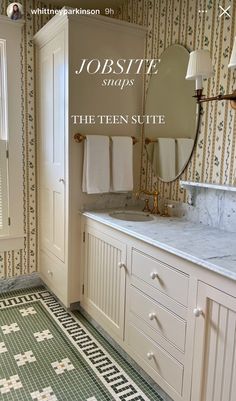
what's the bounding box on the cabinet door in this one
[191,282,236,401]
[38,31,65,261]
[82,225,126,342]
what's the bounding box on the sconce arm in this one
[195,89,236,109]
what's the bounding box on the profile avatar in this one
[7,3,23,20]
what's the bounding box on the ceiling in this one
[45,0,124,10]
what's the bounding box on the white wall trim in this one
[0,235,25,251]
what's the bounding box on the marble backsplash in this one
[81,192,144,211]
[85,187,236,234]
[164,188,236,233]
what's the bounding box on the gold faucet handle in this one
[143,198,151,213]
[151,191,160,215]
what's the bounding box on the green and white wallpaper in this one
[116,0,236,201]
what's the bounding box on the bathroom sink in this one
[109,211,154,222]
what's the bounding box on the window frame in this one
[0,16,25,251]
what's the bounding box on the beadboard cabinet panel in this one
[191,282,236,401]
[81,225,127,342]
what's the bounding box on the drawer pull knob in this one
[150,272,158,280]
[118,262,126,269]
[148,312,156,321]
[193,308,203,317]
[147,352,154,360]
[47,270,53,276]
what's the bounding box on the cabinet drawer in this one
[127,322,183,395]
[40,249,67,306]
[131,249,189,306]
[129,286,186,352]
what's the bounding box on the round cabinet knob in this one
[148,312,156,321]
[147,352,154,360]
[150,272,158,280]
[47,270,53,277]
[193,308,203,317]
[118,262,126,269]
[59,178,65,183]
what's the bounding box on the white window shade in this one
[0,39,9,235]
[0,39,8,141]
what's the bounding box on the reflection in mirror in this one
[144,44,200,182]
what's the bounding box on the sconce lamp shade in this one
[186,49,213,90]
[228,37,236,69]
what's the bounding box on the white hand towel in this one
[111,136,133,192]
[82,135,110,194]
[154,138,176,181]
[176,138,194,173]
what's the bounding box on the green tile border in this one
[0,287,165,401]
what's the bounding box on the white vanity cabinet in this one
[81,216,195,401]
[81,222,127,343]
[81,215,236,401]
[191,282,236,401]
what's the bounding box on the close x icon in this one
[219,5,231,18]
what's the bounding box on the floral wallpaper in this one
[116,0,236,202]
[0,0,51,279]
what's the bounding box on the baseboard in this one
[0,273,43,293]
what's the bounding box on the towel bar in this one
[145,137,191,145]
[145,137,157,145]
[74,133,138,145]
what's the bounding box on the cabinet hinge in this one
[82,284,84,295]
[8,217,11,226]
[6,149,9,159]
[83,232,85,242]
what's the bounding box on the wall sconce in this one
[186,37,236,110]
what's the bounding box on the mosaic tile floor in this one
[0,287,164,401]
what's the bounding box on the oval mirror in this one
[144,44,200,182]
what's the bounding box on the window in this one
[0,39,9,235]
[0,17,24,250]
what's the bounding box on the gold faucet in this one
[135,189,159,215]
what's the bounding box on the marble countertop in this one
[82,209,236,281]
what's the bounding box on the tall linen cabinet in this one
[34,13,146,306]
